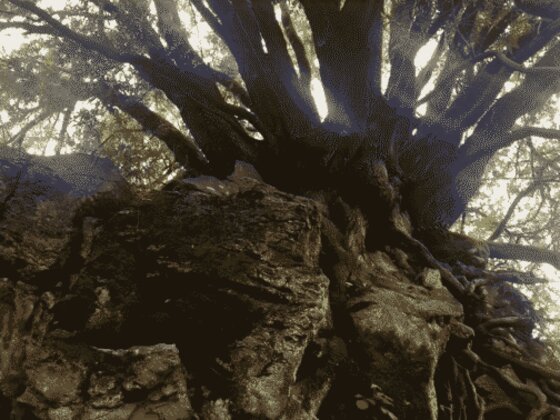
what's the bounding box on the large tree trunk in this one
[1,156,558,419]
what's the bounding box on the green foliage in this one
[97,107,183,190]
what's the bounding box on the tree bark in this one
[488,241,560,269]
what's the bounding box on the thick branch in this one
[55,105,73,155]
[96,83,210,172]
[9,0,270,174]
[151,0,252,109]
[428,17,560,143]
[444,42,560,224]
[419,49,560,108]
[188,1,252,106]
[193,0,318,140]
[190,0,227,39]
[488,241,560,269]
[478,10,519,52]
[510,126,560,142]
[493,270,550,285]
[367,0,384,96]
[416,33,446,96]
[461,42,560,161]
[478,50,560,74]
[301,0,384,128]
[92,0,174,67]
[422,50,463,130]
[252,1,296,85]
[459,127,560,172]
[153,0,204,70]
[386,1,425,119]
[278,1,311,86]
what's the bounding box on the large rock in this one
[0,281,191,419]
[0,146,128,280]
[0,161,471,418]
[60,172,331,418]
[347,256,462,419]
[0,145,127,198]
[0,165,334,418]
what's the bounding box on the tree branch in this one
[190,0,227,39]
[7,0,136,62]
[386,1,426,119]
[419,49,560,108]
[96,83,210,172]
[416,33,446,96]
[152,0,205,70]
[421,50,463,131]
[465,126,560,167]
[480,50,560,74]
[488,181,542,241]
[509,126,560,142]
[278,1,311,86]
[488,241,560,269]
[445,42,560,224]
[55,105,73,155]
[0,20,52,34]
[8,0,270,173]
[7,109,52,147]
[461,41,560,162]
[252,1,296,83]
[301,0,385,128]
[425,16,560,143]
[90,0,171,65]
[152,0,251,108]
[194,0,318,140]
[493,270,550,285]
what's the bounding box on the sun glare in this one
[414,38,439,69]
[311,78,328,121]
[0,30,25,54]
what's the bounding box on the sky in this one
[0,29,25,54]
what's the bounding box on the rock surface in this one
[0,283,191,419]
[0,160,557,418]
[0,146,128,280]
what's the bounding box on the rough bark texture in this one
[1,158,559,419]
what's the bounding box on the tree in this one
[2,0,560,418]
[2,0,560,256]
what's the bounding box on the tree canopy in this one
[2,0,560,274]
